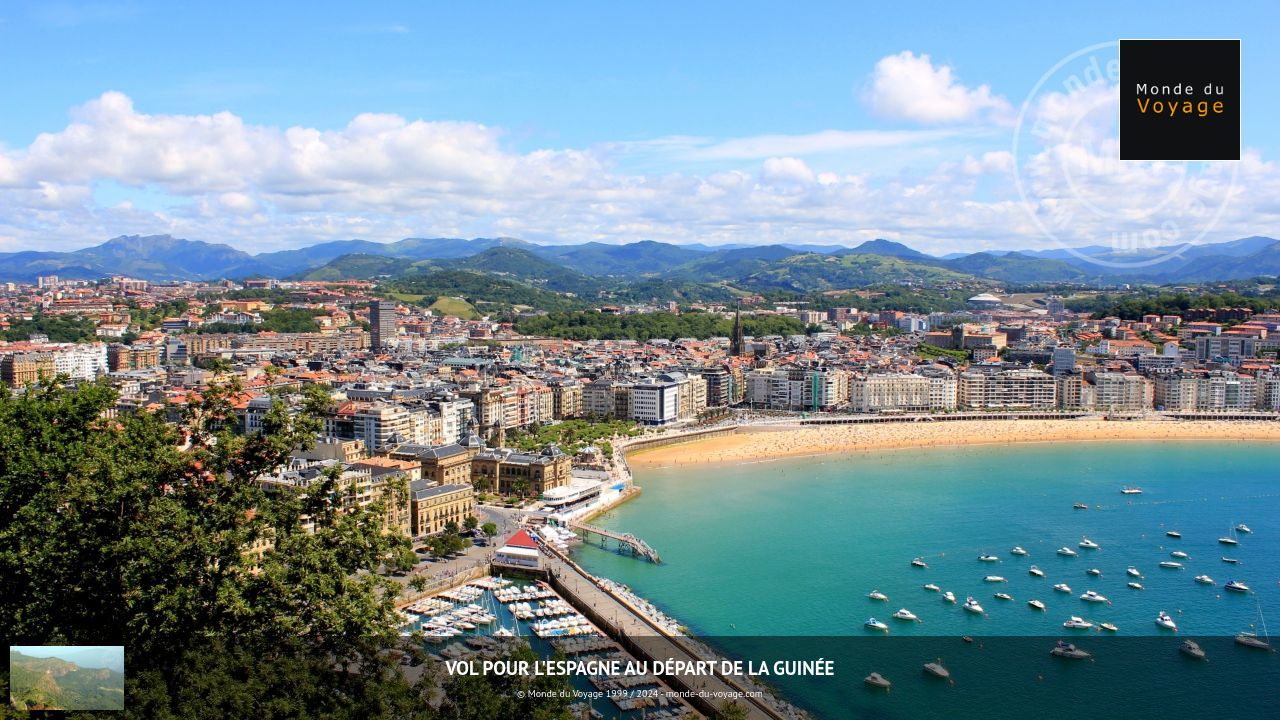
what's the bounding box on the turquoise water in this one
[574,441,1280,718]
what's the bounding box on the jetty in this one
[568,520,662,563]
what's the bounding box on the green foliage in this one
[386,270,588,313]
[0,312,98,343]
[515,311,805,341]
[1077,290,1280,319]
[480,522,498,538]
[127,298,190,331]
[505,418,639,454]
[916,343,968,362]
[192,307,328,334]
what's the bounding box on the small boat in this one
[1078,537,1100,550]
[1166,530,1181,538]
[994,592,1013,601]
[1121,486,1143,494]
[1219,536,1239,546]
[1180,640,1207,660]
[943,591,957,604]
[1221,557,1240,564]
[1170,551,1189,559]
[1073,503,1088,509]
[1053,583,1072,593]
[1086,568,1102,577]
[1126,566,1142,577]
[1029,565,1046,577]
[923,583,941,592]
[1063,616,1093,629]
[1099,622,1118,632]
[1079,590,1109,603]
[963,596,984,614]
[1224,580,1250,593]
[892,608,919,622]
[911,557,928,568]
[1011,546,1028,556]
[1235,633,1272,650]
[923,661,950,679]
[1057,547,1078,557]
[1156,611,1178,631]
[1128,582,1144,590]
[864,617,890,632]
[983,575,1007,583]
[961,635,973,644]
[864,672,892,689]
[1159,561,1183,569]
[1050,640,1091,659]
[1028,599,1046,611]
[1235,523,1251,534]
[1194,575,1215,585]
[868,590,889,601]
[978,554,1000,562]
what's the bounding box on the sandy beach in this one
[625,419,1280,468]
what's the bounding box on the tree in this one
[409,576,428,593]
[481,522,498,540]
[392,546,419,573]
[717,700,751,720]
[463,515,479,532]
[444,519,460,535]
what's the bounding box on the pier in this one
[568,520,662,563]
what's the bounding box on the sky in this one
[1,1,1279,255]
[11,645,125,672]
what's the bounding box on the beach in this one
[625,419,1280,468]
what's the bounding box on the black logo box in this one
[1120,39,1240,161]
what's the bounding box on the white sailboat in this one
[1235,599,1272,650]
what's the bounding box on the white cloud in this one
[864,51,1012,125]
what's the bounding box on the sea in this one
[573,441,1280,719]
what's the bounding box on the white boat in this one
[1057,547,1078,557]
[1170,550,1189,559]
[1235,523,1252,534]
[892,608,919,622]
[1219,536,1239,546]
[1128,582,1144,590]
[1011,546,1028,556]
[911,557,928,568]
[1099,622,1119,633]
[1063,616,1093,629]
[1159,561,1183,569]
[1126,566,1142,577]
[1121,486,1143,494]
[1235,598,1272,650]
[943,591,957,604]
[1180,639,1206,659]
[1166,530,1181,538]
[1079,590,1109,603]
[1053,583,1072,593]
[994,592,1013,601]
[1155,611,1178,631]
[978,554,1000,562]
[1194,575,1215,585]
[923,661,950,679]
[963,596,984,614]
[1221,557,1240,564]
[1028,599,1046,611]
[923,583,940,592]
[983,575,1007,583]
[1224,580,1250,593]
[1086,568,1102,577]
[864,672,892,689]
[864,617,890,632]
[868,590,889,601]
[1078,537,1100,550]
[1029,565,1046,577]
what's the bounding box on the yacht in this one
[1166,530,1181,538]
[1194,575,1215,585]
[1128,582,1144,590]
[923,583,941,592]
[923,661,950,679]
[1224,580,1250,593]
[1086,568,1102,577]
[1170,550,1189,559]
[983,575,1007,583]
[1180,640,1207,660]
[1079,590,1109,603]
[1221,557,1240,564]
[1029,565,1046,577]
[1099,622,1119,632]
[1063,616,1093,629]
[943,591,957,604]
[994,592,1013,601]
[978,554,1000,562]
[1053,583,1072,593]
[1078,537,1100,550]
[1057,547,1078,557]
[963,596,984,614]
[864,617,890,632]
[864,672,892,689]
[1235,523,1252,534]
[1126,566,1142,577]
[1121,486,1143,494]
[892,608,920,622]
[1028,599,1046,611]
[1218,536,1239,546]
[868,590,889,601]
[1235,632,1272,650]
[911,557,928,568]
[1011,546,1029,556]
[1155,611,1178,631]
[1050,640,1091,659]
[1159,561,1183,569]
[1073,503,1089,509]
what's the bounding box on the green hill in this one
[9,649,124,711]
[741,252,973,292]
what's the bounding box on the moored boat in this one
[1224,580,1250,593]
[1159,561,1183,569]
[1063,616,1093,629]
[962,596,984,614]
[1126,566,1142,577]
[864,672,892,689]
[911,557,928,568]
[1128,582,1144,590]
[1166,530,1181,538]
[1121,486,1143,494]
[1221,557,1240,564]
[923,583,940,592]
[1079,590,1108,603]
[943,591,957,604]
[983,575,1007,583]
[1086,568,1102,577]
[864,617,890,632]
[1155,611,1178,631]
[868,590,889,601]
[923,661,950,679]
[1057,547,1078,557]
[1180,640,1207,660]
[1029,565,1046,577]
[892,608,920,622]
[1099,622,1118,632]
[1235,523,1252,534]
[1053,583,1072,593]
[1011,546,1028,556]
[978,554,1000,562]
[1028,599,1046,611]
[1078,537,1099,550]
[1050,640,1091,659]
[994,592,1013,601]
[1194,575,1214,585]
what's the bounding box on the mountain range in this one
[8,649,125,711]
[2,233,1279,289]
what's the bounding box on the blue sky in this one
[1,1,1278,254]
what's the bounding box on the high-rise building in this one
[369,300,396,350]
